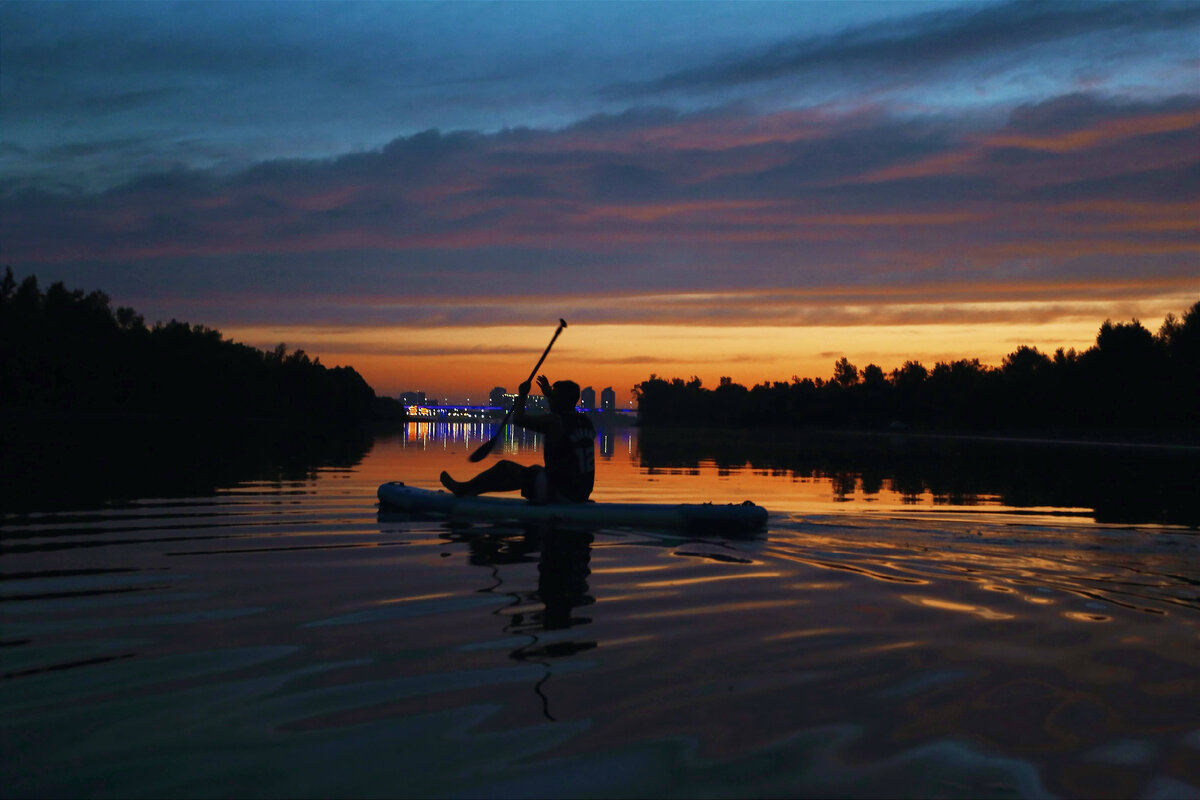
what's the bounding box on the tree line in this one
[634,300,1200,435]
[0,268,403,422]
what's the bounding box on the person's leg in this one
[441,460,531,497]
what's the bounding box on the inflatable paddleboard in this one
[377,481,768,531]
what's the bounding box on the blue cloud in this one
[603,0,1200,97]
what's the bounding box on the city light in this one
[396,383,635,421]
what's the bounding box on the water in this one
[3,422,1199,799]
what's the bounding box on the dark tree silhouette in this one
[0,268,394,423]
[634,300,1200,437]
[832,357,859,388]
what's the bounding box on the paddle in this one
[468,318,567,462]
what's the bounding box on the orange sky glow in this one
[226,287,1197,405]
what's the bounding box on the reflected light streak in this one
[903,595,1015,621]
[591,564,675,575]
[763,627,853,642]
[857,641,921,653]
[374,592,454,606]
[635,572,786,588]
[598,635,658,649]
[628,599,799,620]
[598,591,681,605]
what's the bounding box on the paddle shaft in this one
[468,319,567,462]
[522,321,566,388]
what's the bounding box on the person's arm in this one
[513,378,562,435]
[512,379,531,423]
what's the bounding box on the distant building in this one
[502,392,548,412]
[600,386,616,412]
[580,386,596,411]
[488,386,507,408]
[400,391,427,407]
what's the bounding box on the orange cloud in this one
[985,109,1200,153]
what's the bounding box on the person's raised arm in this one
[512,379,531,423]
[514,377,562,435]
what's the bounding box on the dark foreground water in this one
[3,422,1199,799]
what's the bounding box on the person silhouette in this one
[440,375,596,503]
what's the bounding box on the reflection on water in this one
[3,421,1199,798]
[638,427,1200,528]
[396,419,631,462]
[0,413,374,513]
[446,524,596,721]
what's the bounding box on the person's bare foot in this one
[440,471,469,497]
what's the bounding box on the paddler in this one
[440,375,596,503]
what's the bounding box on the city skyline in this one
[2,1,1197,405]
[401,385,625,410]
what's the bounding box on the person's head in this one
[549,380,580,413]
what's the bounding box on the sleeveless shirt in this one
[543,410,596,502]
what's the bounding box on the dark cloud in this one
[603,0,1200,98]
[565,106,687,134]
[2,2,366,81]
[38,138,157,160]
[1022,163,1200,206]
[2,91,1195,334]
[712,122,959,198]
[6,0,1196,205]
[587,163,672,201]
[375,130,483,171]
[1006,92,1200,133]
[479,175,561,200]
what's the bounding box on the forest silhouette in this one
[635,300,1199,436]
[4,268,1196,437]
[0,268,403,422]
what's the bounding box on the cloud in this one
[316,343,543,358]
[1005,92,1200,134]
[6,0,1197,203]
[602,0,1200,98]
[2,93,1196,334]
[587,355,682,366]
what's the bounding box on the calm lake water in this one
[3,421,1199,799]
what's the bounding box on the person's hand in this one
[518,379,532,396]
[536,375,552,396]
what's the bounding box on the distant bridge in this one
[404,404,635,422]
[404,404,503,421]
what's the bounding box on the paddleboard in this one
[377,481,768,531]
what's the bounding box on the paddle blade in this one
[470,407,513,462]
[468,435,498,462]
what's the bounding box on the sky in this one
[2,0,1198,404]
